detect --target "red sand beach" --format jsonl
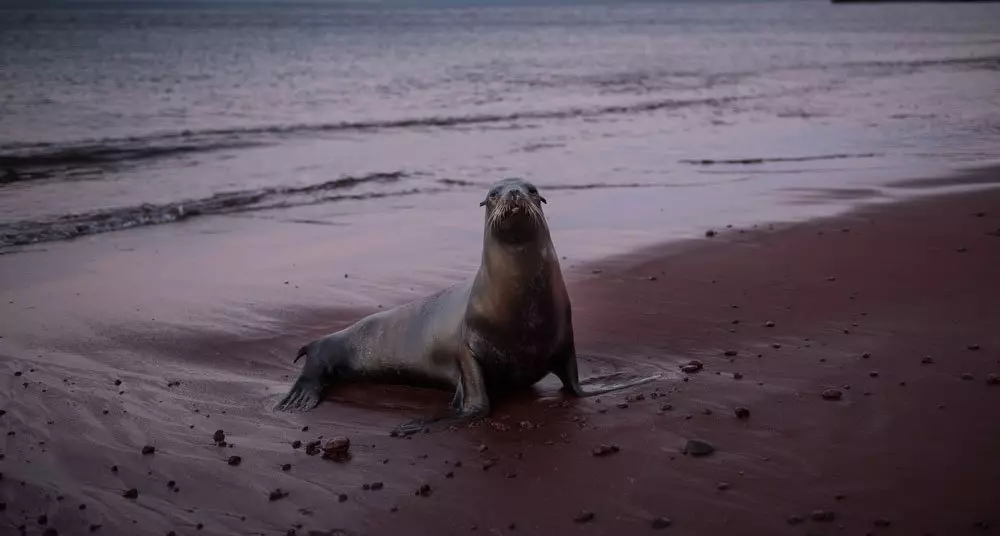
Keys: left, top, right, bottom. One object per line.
{"left": 2, "top": 169, "right": 1000, "bottom": 536}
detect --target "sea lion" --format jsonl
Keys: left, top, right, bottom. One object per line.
{"left": 275, "top": 177, "right": 656, "bottom": 433}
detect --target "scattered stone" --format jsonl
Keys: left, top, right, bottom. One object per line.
{"left": 764, "top": 321, "right": 775, "bottom": 328}
{"left": 213, "top": 430, "right": 225, "bottom": 443}
{"left": 874, "top": 518, "right": 891, "bottom": 527}
{"left": 660, "top": 403, "right": 673, "bottom": 411}
{"left": 592, "top": 444, "right": 620, "bottom": 457}
{"left": 574, "top": 511, "right": 595, "bottom": 523}
{"left": 268, "top": 488, "right": 288, "bottom": 501}
{"left": 322, "top": 437, "right": 351, "bottom": 461}
{"left": 705, "top": 230, "right": 717, "bottom": 237}
{"left": 683, "top": 439, "right": 715, "bottom": 457}
{"left": 961, "top": 373, "right": 975, "bottom": 381}
{"left": 141, "top": 445, "right": 155, "bottom": 455}
{"left": 787, "top": 515, "right": 804, "bottom": 525}
{"left": 616, "top": 402, "right": 629, "bottom": 409}
{"left": 228, "top": 456, "right": 242, "bottom": 466}
{"left": 281, "top": 464, "right": 291, "bottom": 471}
{"left": 42, "top": 529, "right": 58, "bottom": 536}
{"left": 167, "top": 480, "right": 175, "bottom": 488}
{"left": 681, "top": 360, "right": 704, "bottom": 373}
{"left": 862, "top": 352, "right": 871, "bottom": 359}
{"left": 723, "top": 350, "right": 738, "bottom": 357}
{"left": 869, "top": 371, "right": 879, "bottom": 377}
{"left": 733, "top": 372, "right": 743, "bottom": 380}
{"left": 38, "top": 514, "right": 48, "bottom": 525}
{"left": 716, "top": 482, "right": 730, "bottom": 491}
{"left": 416, "top": 484, "right": 432, "bottom": 497}
{"left": 338, "top": 493, "right": 347, "bottom": 503}
{"left": 111, "top": 465, "right": 118, "bottom": 473}
{"left": 446, "top": 471, "right": 455, "bottom": 478}
{"left": 734, "top": 406, "right": 750, "bottom": 419}
{"left": 304, "top": 440, "right": 321, "bottom": 456}
{"left": 821, "top": 389, "right": 843, "bottom": 401}
{"left": 826, "top": 276, "right": 836, "bottom": 282}
{"left": 987, "top": 374, "right": 1000, "bottom": 385}
{"left": 921, "top": 356, "right": 935, "bottom": 364}
{"left": 291, "top": 440, "right": 302, "bottom": 449}
{"left": 811, "top": 510, "right": 836, "bottom": 522}
{"left": 968, "top": 344, "right": 981, "bottom": 351}
{"left": 651, "top": 517, "right": 672, "bottom": 529}
{"left": 122, "top": 488, "right": 138, "bottom": 499}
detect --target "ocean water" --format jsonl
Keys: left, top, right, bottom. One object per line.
{"left": 1, "top": 0, "right": 999, "bottom": 250}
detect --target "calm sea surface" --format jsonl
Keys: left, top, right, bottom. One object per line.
{"left": 1, "top": 1, "right": 998, "bottom": 249}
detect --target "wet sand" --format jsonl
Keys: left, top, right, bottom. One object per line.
{"left": 2, "top": 174, "right": 1000, "bottom": 535}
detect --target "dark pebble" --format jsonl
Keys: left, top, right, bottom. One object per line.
{"left": 114, "top": 379, "right": 122, "bottom": 386}
{"left": 141, "top": 445, "right": 155, "bottom": 455}
{"left": 574, "top": 511, "right": 595, "bottom": 523}
{"left": 213, "top": 430, "right": 225, "bottom": 443}
{"left": 167, "top": 480, "right": 175, "bottom": 488}
{"left": 683, "top": 439, "right": 715, "bottom": 457}
{"left": 227, "top": 456, "right": 242, "bottom": 466}
{"left": 821, "top": 389, "right": 843, "bottom": 400}
{"left": 651, "top": 517, "right": 672, "bottom": 529}
{"left": 921, "top": 356, "right": 935, "bottom": 364}
{"left": 123, "top": 488, "right": 138, "bottom": 499}
{"left": 961, "top": 373, "right": 975, "bottom": 381}
{"left": 660, "top": 403, "right": 673, "bottom": 411}
{"left": 734, "top": 406, "right": 750, "bottom": 419}
{"left": 592, "top": 444, "right": 620, "bottom": 457}
{"left": 862, "top": 352, "right": 871, "bottom": 359}
{"left": 371, "top": 482, "right": 384, "bottom": 490}
{"left": 111, "top": 465, "right": 118, "bottom": 473}
{"left": 811, "top": 510, "right": 836, "bottom": 522}
{"left": 987, "top": 374, "right": 1000, "bottom": 385}
{"left": 291, "top": 440, "right": 302, "bottom": 449}
{"left": 38, "top": 514, "right": 48, "bottom": 525}
{"left": 416, "top": 484, "right": 432, "bottom": 497}
{"left": 764, "top": 321, "right": 775, "bottom": 328}
{"left": 42, "top": 529, "right": 58, "bottom": 536}
{"left": 716, "top": 482, "right": 730, "bottom": 491}
{"left": 89, "top": 525, "right": 102, "bottom": 533}
{"left": 723, "top": 350, "right": 738, "bottom": 357}
{"left": 281, "top": 464, "right": 291, "bottom": 471}
{"left": 787, "top": 515, "right": 804, "bottom": 525}
{"left": 968, "top": 344, "right": 981, "bottom": 351}
{"left": 301, "top": 426, "right": 309, "bottom": 432}
{"left": 616, "top": 402, "right": 629, "bottom": 409}
{"left": 869, "top": 371, "right": 879, "bottom": 377}
{"left": 733, "top": 372, "right": 743, "bottom": 380}
{"left": 268, "top": 488, "right": 288, "bottom": 501}
{"left": 705, "top": 230, "right": 717, "bottom": 237}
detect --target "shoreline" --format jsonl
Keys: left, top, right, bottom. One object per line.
{"left": 2, "top": 171, "right": 1000, "bottom": 535}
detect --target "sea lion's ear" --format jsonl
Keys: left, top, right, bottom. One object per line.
{"left": 479, "top": 199, "right": 487, "bottom": 207}
{"left": 539, "top": 196, "right": 547, "bottom": 204}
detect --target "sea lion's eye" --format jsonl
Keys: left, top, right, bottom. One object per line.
{"left": 489, "top": 190, "right": 499, "bottom": 199}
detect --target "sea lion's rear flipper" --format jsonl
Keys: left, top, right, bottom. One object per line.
{"left": 393, "top": 347, "right": 489, "bottom": 434}
{"left": 275, "top": 339, "right": 337, "bottom": 412}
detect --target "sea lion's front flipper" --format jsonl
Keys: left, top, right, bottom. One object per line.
{"left": 551, "top": 337, "right": 658, "bottom": 397}
{"left": 393, "top": 347, "right": 489, "bottom": 434}
{"left": 275, "top": 338, "right": 338, "bottom": 412}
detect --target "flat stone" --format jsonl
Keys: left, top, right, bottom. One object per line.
{"left": 683, "top": 439, "right": 715, "bottom": 457}
{"left": 821, "top": 389, "right": 843, "bottom": 401}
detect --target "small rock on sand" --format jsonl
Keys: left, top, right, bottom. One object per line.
{"left": 574, "top": 511, "right": 595, "bottom": 523}
{"left": 281, "top": 464, "right": 291, "bottom": 471}
{"left": 213, "top": 430, "right": 225, "bottom": 443}
{"left": 268, "top": 488, "right": 288, "bottom": 501}
{"left": 122, "top": 488, "right": 138, "bottom": 499}
{"left": 291, "top": 440, "right": 302, "bottom": 449}
{"left": 821, "top": 389, "right": 843, "bottom": 400}
{"left": 961, "top": 373, "right": 975, "bottom": 381}
{"left": 683, "top": 439, "right": 715, "bottom": 457}
{"left": 764, "top": 321, "right": 775, "bottom": 328}
{"left": 141, "top": 445, "right": 155, "bottom": 455}
{"left": 592, "top": 444, "right": 620, "bottom": 457}
{"left": 733, "top": 372, "right": 743, "bottom": 380}
{"left": 705, "top": 230, "right": 716, "bottom": 237}
{"left": 716, "top": 482, "right": 730, "bottom": 491}
{"left": 987, "top": 374, "right": 1000, "bottom": 385}
{"left": 787, "top": 515, "right": 804, "bottom": 525}
{"left": 416, "top": 484, "right": 432, "bottom": 497}
{"left": 968, "top": 344, "right": 981, "bottom": 351}
{"left": 680, "top": 360, "right": 704, "bottom": 373}
{"left": 322, "top": 437, "right": 351, "bottom": 460}
{"left": 651, "top": 517, "right": 672, "bottom": 529}
{"left": 227, "top": 456, "right": 242, "bottom": 466}
{"left": 811, "top": 510, "right": 836, "bottom": 522}
{"left": 734, "top": 407, "right": 750, "bottom": 419}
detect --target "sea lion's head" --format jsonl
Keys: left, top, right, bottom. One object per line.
{"left": 480, "top": 177, "right": 548, "bottom": 244}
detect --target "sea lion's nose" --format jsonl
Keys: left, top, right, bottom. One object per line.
{"left": 507, "top": 189, "right": 522, "bottom": 201}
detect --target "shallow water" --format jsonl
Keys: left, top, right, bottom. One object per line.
{"left": 1, "top": 1, "right": 999, "bottom": 250}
